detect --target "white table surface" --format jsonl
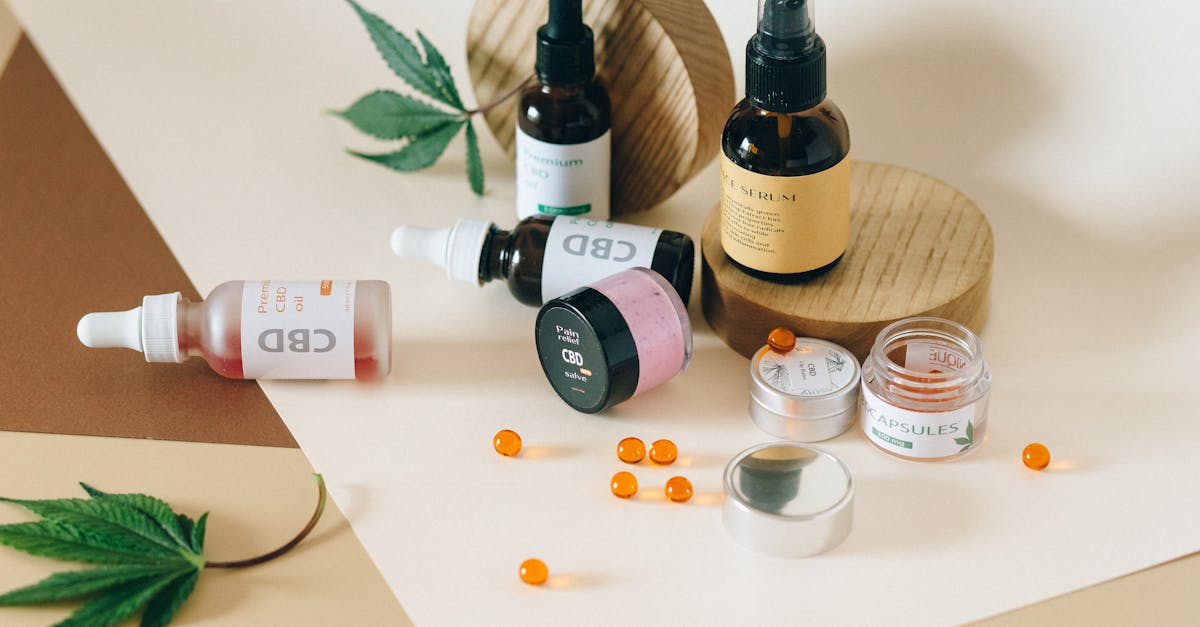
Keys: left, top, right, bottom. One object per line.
{"left": 10, "top": 1, "right": 1200, "bottom": 625}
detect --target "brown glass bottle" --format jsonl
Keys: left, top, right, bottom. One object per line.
{"left": 720, "top": 0, "right": 851, "bottom": 281}
{"left": 480, "top": 216, "right": 694, "bottom": 306}
{"left": 721, "top": 98, "right": 850, "bottom": 281}
{"left": 515, "top": 0, "right": 612, "bottom": 219}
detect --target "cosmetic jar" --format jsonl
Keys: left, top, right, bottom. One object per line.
{"left": 535, "top": 267, "right": 692, "bottom": 413}
{"left": 750, "top": 337, "right": 859, "bottom": 441}
{"left": 860, "top": 317, "right": 991, "bottom": 461}
{"left": 723, "top": 442, "right": 853, "bottom": 557}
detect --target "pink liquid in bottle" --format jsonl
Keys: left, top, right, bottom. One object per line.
{"left": 78, "top": 280, "right": 391, "bottom": 381}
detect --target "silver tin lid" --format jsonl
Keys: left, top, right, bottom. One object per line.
{"left": 749, "top": 338, "right": 861, "bottom": 442}
{"left": 722, "top": 442, "right": 853, "bottom": 557}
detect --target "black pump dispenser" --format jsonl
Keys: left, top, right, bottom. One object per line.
{"left": 536, "top": 0, "right": 595, "bottom": 86}
{"left": 746, "top": 0, "right": 826, "bottom": 112}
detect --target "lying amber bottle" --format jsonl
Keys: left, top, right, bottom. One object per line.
{"left": 392, "top": 216, "right": 694, "bottom": 306}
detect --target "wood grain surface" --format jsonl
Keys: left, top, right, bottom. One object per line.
{"left": 466, "top": 0, "right": 735, "bottom": 213}
{"left": 702, "top": 160, "right": 994, "bottom": 360}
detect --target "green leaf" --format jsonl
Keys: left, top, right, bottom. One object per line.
{"left": 0, "top": 497, "right": 182, "bottom": 558}
{"left": 959, "top": 444, "right": 970, "bottom": 453}
{"left": 465, "top": 120, "right": 484, "bottom": 196}
{"left": 966, "top": 421, "right": 974, "bottom": 441}
{"left": 139, "top": 570, "right": 199, "bottom": 627}
{"left": 334, "top": 90, "right": 461, "bottom": 140}
{"left": 80, "top": 485, "right": 191, "bottom": 552}
{"left": 57, "top": 573, "right": 182, "bottom": 627}
{"left": 953, "top": 437, "right": 971, "bottom": 446}
{"left": 345, "top": 0, "right": 449, "bottom": 106}
{"left": 417, "top": 30, "right": 463, "bottom": 109}
{"left": 189, "top": 513, "right": 207, "bottom": 555}
{"left": 349, "top": 119, "right": 465, "bottom": 172}
{"left": 0, "top": 565, "right": 184, "bottom": 605}
{"left": 0, "top": 522, "right": 183, "bottom": 566}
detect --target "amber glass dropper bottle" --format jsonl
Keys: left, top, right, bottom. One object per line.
{"left": 720, "top": 0, "right": 851, "bottom": 281}
{"left": 515, "top": 0, "right": 612, "bottom": 220}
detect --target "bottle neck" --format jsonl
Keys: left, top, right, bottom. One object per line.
{"left": 176, "top": 299, "right": 203, "bottom": 357}
{"left": 480, "top": 225, "right": 514, "bottom": 283}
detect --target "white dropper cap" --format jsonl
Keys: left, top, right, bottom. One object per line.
{"left": 76, "top": 293, "right": 183, "bottom": 363}
{"left": 390, "top": 219, "right": 492, "bottom": 284}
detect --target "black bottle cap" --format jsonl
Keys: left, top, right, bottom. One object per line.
{"left": 536, "top": 0, "right": 595, "bottom": 86}
{"left": 535, "top": 288, "right": 639, "bottom": 413}
{"left": 746, "top": 0, "right": 827, "bottom": 112}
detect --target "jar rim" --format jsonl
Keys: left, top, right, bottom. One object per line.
{"left": 869, "top": 317, "right": 986, "bottom": 384}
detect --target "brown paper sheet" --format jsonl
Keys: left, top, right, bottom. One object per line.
{"left": 0, "top": 37, "right": 296, "bottom": 447}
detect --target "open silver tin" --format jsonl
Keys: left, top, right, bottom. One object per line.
{"left": 722, "top": 442, "right": 854, "bottom": 557}
{"left": 749, "top": 338, "right": 860, "bottom": 442}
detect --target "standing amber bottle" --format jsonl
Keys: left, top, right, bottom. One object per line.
{"left": 515, "top": 0, "right": 612, "bottom": 220}
{"left": 720, "top": 0, "right": 851, "bottom": 281}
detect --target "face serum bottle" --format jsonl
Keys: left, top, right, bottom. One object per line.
{"left": 392, "top": 216, "right": 694, "bottom": 306}
{"left": 720, "top": 0, "right": 851, "bottom": 280}
{"left": 516, "top": 0, "right": 612, "bottom": 220}
{"left": 76, "top": 281, "right": 392, "bottom": 380}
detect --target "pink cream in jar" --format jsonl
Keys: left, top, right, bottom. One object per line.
{"left": 534, "top": 267, "right": 692, "bottom": 413}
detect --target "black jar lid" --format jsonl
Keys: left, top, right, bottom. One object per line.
{"left": 535, "top": 287, "right": 639, "bottom": 413}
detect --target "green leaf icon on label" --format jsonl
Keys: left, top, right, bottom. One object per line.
{"left": 957, "top": 421, "right": 976, "bottom": 452}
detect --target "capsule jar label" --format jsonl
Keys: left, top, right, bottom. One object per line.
{"left": 541, "top": 217, "right": 660, "bottom": 302}
{"left": 719, "top": 152, "right": 850, "bottom": 273}
{"left": 860, "top": 383, "right": 978, "bottom": 458}
{"left": 516, "top": 128, "right": 610, "bottom": 220}
{"left": 240, "top": 280, "right": 356, "bottom": 379}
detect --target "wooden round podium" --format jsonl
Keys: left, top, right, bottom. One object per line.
{"left": 701, "top": 161, "right": 994, "bottom": 360}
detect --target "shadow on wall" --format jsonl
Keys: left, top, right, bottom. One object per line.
{"left": 832, "top": 9, "right": 1200, "bottom": 355}
{"left": 833, "top": 13, "right": 1049, "bottom": 175}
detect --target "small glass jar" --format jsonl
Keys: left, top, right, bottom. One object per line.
{"left": 860, "top": 317, "right": 991, "bottom": 461}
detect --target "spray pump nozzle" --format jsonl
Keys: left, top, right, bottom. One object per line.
{"left": 756, "top": 0, "right": 817, "bottom": 60}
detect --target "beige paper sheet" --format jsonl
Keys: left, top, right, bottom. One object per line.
{"left": 0, "top": 431, "right": 411, "bottom": 626}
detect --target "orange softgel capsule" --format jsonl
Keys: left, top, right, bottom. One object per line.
{"left": 767, "top": 327, "right": 796, "bottom": 353}
{"left": 617, "top": 437, "right": 646, "bottom": 463}
{"left": 519, "top": 558, "right": 548, "bottom": 585}
{"left": 610, "top": 471, "right": 638, "bottom": 498}
{"left": 648, "top": 439, "right": 678, "bottom": 465}
{"left": 493, "top": 429, "right": 522, "bottom": 457}
{"left": 664, "top": 476, "right": 693, "bottom": 503}
{"left": 1023, "top": 443, "right": 1051, "bottom": 470}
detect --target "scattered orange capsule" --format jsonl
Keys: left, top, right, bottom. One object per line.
{"left": 648, "top": 439, "right": 678, "bottom": 465}
{"left": 767, "top": 327, "right": 796, "bottom": 353}
{"left": 617, "top": 437, "right": 646, "bottom": 464}
{"left": 519, "top": 558, "right": 548, "bottom": 585}
{"left": 610, "top": 471, "right": 638, "bottom": 498}
{"left": 664, "top": 476, "right": 693, "bottom": 503}
{"left": 1022, "top": 443, "right": 1051, "bottom": 470}
{"left": 493, "top": 429, "right": 522, "bottom": 457}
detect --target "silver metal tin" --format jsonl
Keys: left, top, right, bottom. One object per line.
{"left": 722, "top": 442, "right": 853, "bottom": 557}
{"left": 749, "top": 338, "right": 860, "bottom": 442}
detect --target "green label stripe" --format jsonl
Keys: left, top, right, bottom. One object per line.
{"left": 538, "top": 203, "right": 591, "bottom": 216}
{"left": 872, "top": 427, "right": 913, "bottom": 449}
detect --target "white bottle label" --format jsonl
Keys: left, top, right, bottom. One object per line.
{"left": 240, "top": 280, "right": 356, "bottom": 380}
{"left": 541, "top": 217, "right": 661, "bottom": 302}
{"left": 515, "top": 127, "right": 610, "bottom": 220}
{"left": 860, "top": 383, "right": 978, "bottom": 458}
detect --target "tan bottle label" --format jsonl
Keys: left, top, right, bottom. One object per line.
{"left": 720, "top": 152, "right": 851, "bottom": 273}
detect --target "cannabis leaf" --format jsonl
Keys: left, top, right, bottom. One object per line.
{"left": 336, "top": 0, "right": 522, "bottom": 196}
{"left": 0, "top": 475, "right": 327, "bottom": 626}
